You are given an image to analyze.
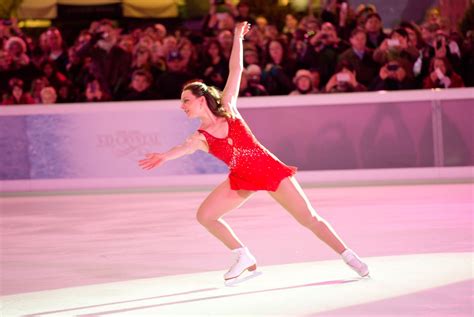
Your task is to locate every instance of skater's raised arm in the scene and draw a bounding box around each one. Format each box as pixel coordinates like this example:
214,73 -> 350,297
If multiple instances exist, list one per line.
221,21 -> 251,114
139,132 -> 207,170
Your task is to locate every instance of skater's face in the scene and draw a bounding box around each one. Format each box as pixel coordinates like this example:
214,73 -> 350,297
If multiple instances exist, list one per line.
180,90 -> 204,118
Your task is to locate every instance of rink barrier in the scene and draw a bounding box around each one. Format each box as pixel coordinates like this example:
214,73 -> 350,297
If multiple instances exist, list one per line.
0,88 -> 473,192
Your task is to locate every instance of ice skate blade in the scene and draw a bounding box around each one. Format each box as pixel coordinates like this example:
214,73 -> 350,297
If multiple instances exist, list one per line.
225,270 -> 262,287
224,264 -> 257,281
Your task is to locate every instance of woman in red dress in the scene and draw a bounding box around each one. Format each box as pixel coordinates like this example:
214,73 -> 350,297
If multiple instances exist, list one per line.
139,22 -> 369,281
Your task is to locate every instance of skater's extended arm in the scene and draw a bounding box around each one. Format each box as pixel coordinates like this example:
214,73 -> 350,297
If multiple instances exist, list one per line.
139,132 -> 207,170
221,21 -> 251,114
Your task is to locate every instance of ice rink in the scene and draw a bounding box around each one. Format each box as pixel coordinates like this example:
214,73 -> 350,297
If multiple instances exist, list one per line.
1,181 -> 473,316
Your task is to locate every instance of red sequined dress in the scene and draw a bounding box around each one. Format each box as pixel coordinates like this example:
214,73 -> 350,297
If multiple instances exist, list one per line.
198,116 -> 297,191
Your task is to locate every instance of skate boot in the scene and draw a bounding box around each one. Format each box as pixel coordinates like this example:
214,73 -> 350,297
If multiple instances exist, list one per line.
341,249 -> 369,277
224,246 -> 257,280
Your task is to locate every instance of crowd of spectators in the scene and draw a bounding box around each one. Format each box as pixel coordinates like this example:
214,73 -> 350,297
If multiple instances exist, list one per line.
1,0 -> 473,105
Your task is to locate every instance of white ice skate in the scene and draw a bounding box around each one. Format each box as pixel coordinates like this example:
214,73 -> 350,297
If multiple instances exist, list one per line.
224,246 -> 257,281
341,249 -> 370,277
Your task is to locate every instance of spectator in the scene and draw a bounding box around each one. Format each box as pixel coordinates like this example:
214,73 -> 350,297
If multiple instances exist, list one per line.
40,60 -> 68,90
239,64 -> 268,96
0,49 -> 13,94
431,30 -> 462,74
56,83 -> 76,103
369,59 -> 415,91
201,39 -> 229,90
65,47 -> 93,99
399,21 -> 427,84
40,86 -> 57,104
290,29 -> 311,70
216,12 -> 236,33
252,15 -> 268,48
122,69 -> 159,100
30,77 -> 49,103
302,22 -> 350,86
420,22 -> 440,50
461,30 -> 474,86
255,15 -> 268,34
203,1 -> 236,37
298,15 -> 321,38
373,28 -> 419,80
162,35 -> 178,57
178,38 -> 200,74
154,23 -> 168,42
283,13 -> 299,39
309,68 -> 322,91
290,69 -> 319,95
155,50 -> 196,99
339,0 -> 354,31
4,36 -> 41,89
118,34 -> 135,55
262,39 -> 295,95
261,24 -> 279,49
83,78 -> 110,102
2,78 -> 35,105
130,45 -> 162,85
364,13 -> 387,49
325,61 -> 367,93
321,0 -> 343,27
137,33 -> 154,50
353,4 -> 377,27
243,45 -> 260,67
217,30 -> 234,60
45,27 -> 69,74
423,57 -> 464,89
424,7 -> 443,26
243,24 -> 265,54
338,27 -> 379,87
5,36 -> 29,68
233,1 -> 255,25
76,19 -> 132,100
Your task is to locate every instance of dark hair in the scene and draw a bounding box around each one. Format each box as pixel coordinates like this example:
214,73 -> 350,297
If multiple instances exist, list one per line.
429,57 -> 453,76
350,27 -> 366,38
390,28 -> 409,39
182,81 -> 231,118
399,21 -> 423,48
365,13 -> 382,23
203,38 -> 226,62
132,69 -> 152,83
264,38 -> 290,66
336,60 -> 355,73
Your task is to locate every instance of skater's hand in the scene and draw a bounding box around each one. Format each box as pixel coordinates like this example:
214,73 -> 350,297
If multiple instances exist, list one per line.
139,153 -> 166,170
235,21 -> 251,40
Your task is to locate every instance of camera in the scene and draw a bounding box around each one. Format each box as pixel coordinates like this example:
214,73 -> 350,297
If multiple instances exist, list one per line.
387,39 -> 400,47
336,73 -> 350,82
435,68 -> 444,80
436,39 -> 443,49
387,64 -> 399,71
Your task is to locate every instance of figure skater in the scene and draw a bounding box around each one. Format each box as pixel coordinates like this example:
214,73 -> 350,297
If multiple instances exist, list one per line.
139,22 -> 369,281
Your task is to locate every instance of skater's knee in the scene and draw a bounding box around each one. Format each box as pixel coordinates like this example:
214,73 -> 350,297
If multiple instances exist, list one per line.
196,209 -> 216,227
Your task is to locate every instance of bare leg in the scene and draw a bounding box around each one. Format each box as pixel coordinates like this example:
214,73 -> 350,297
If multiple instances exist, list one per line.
196,178 -> 255,250
268,176 -> 347,254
